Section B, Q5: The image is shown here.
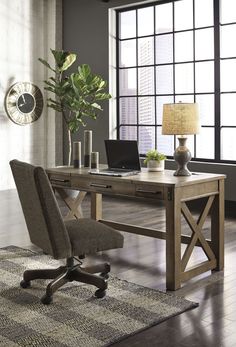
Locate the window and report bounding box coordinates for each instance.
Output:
[116,0,236,163]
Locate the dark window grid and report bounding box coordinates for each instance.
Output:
[118,25,214,42]
[118,92,215,98]
[119,124,215,128]
[117,0,177,13]
[220,56,236,60]
[153,3,158,149]
[214,0,221,162]
[220,21,236,27]
[116,9,121,139]
[172,0,177,150]
[192,0,197,157]
[117,0,236,164]
[135,8,139,143]
[119,124,160,127]
[118,125,216,159]
[118,59,215,69]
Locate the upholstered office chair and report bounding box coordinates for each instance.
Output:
[10,160,124,304]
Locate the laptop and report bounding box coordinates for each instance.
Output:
[89,140,141,177]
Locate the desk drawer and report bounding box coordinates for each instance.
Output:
[135,184,164,200]
[48,174,71,188]
[71,176,135,196]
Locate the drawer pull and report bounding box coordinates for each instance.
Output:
[90,183,112,189]
[51,178,70,183]
[136,189,162,195]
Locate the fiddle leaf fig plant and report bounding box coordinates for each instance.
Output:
[144,149,166,164]
[39,49,111,165]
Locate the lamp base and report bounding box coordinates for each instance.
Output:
[173,137,192,176]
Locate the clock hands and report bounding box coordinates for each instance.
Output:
[18,94,29,108]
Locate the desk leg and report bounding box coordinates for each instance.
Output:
[91,192,102,220]
[165,187,182,290]
[55,188,86,220]
[211,179,224,270]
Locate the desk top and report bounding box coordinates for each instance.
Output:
[47,165,226,188]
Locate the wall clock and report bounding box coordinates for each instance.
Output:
[4,82,44,125]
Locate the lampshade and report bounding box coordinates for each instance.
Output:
[162,102,200,135]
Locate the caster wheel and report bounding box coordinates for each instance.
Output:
[20,280,30,288]
[95,289,106,299]
[41,294,53,305]
[100,272,109,280]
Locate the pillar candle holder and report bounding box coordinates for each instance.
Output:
[91,151,99,169]
[73,141,81,168]
[84,130,92,167]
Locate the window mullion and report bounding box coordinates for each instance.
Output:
[214,0,221,161]
[136,9,139,143]
[116,11,120,139]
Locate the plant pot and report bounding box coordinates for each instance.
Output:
[147,160,165,172]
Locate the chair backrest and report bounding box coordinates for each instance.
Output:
[10,160,72,259]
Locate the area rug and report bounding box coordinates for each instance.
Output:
[0,246,198,347]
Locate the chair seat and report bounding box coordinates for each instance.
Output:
[65,218,124,256]
[10,160,124,304]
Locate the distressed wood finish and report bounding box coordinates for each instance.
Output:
[47,166,226,290]
[91,192,102,220]
[55,188,87,220]
[165,186,182,290]
[211,179,225,270]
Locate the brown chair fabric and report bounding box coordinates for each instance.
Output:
[65,219,124,256]
[10,160,124,260]
[10,160,56,256]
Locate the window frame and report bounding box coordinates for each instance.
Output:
[116,0,236,164]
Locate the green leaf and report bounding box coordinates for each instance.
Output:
[78,64,91,80]
[47,98,61,106]
[91,102,102,110]
[61,53,76,71]
[44,86,56,93]
[47,103,63,112]
[51,49,76,71]
[38,58,56,73]
[144,149,166,164]
[49,77,57,83]
[41,49,112,135]
[95,92,111,100]
[44,81,55,88]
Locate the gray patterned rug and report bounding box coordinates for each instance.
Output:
[0,246,198,347]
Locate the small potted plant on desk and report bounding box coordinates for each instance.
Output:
[144,149,166,172]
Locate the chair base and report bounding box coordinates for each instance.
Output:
[20,257,110,304]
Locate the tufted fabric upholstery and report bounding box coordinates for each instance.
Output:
[10,160,124,260]
[65,219,124,256]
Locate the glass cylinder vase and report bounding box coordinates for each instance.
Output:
[84,130,92,167]
[73,141,81,168]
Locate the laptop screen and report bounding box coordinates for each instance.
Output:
[105,140,141,171]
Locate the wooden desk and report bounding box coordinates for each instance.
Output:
[47,166,225,290]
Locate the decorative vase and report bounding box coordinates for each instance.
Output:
[84,130,92,167]
[147,160,165,172]
[91,151,99,169]
[73,141,81,168]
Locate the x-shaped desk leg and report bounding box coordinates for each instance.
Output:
[181,195,216,272]
[55,188,87,220]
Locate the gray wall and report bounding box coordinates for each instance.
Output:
[62,0,144,165]
[63,0,236,202]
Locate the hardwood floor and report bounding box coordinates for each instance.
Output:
[1,189,236,346]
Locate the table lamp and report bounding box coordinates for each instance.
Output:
[162,102,200,176]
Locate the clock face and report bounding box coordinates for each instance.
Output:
[4,82,43,125]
